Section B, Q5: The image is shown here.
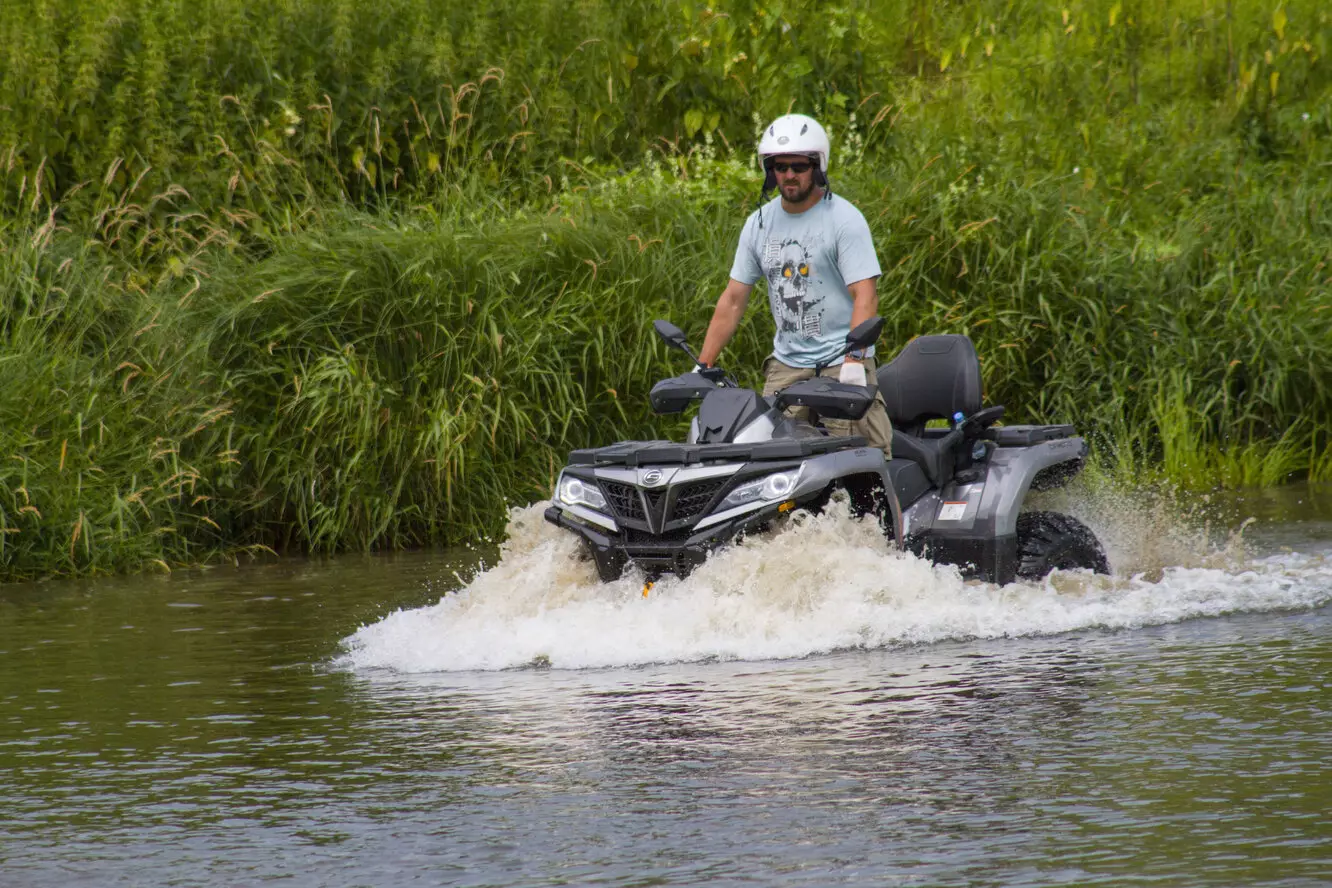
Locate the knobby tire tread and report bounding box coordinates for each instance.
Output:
[1016,511,1110,579]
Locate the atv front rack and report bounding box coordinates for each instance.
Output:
[569,435,868,467]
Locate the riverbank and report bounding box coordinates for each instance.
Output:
[1,1,1329,580]
[3,156,1329,581]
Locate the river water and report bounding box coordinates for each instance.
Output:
[2,484,1329,886]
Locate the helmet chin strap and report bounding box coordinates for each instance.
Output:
[817,168,832,201]
[757,158,776,228]
[757,156,828,227]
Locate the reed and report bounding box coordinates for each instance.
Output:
[1,0,1329,580]
[4,148,1329,580]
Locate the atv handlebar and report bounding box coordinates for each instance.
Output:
[694,365,730,385]
[649,316,883,417]
[649,370,737,414]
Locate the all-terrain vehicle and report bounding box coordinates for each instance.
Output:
[544,318,1109,585]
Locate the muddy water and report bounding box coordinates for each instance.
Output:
[2,484,1329,886]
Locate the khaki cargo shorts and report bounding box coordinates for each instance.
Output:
[761,355,894,455]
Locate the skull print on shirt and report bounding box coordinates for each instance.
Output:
[764,239,824,339]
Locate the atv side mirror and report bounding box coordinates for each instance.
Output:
[845,316,884,351]
[653,319,691,353]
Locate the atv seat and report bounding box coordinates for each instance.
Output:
[876,334,985,487]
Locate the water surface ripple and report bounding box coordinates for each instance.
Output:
[1,488,1329,886]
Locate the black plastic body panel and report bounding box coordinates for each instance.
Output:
[1031,453,1087,490]
[695,389,769,444]
[773,378,875,420]
[910,532,1017,585]
[889,432,955,488]
[649,373,719,414]
[886,459,931,510]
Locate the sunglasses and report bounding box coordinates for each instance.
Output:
[770,160,813,174]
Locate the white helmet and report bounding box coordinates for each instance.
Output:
[758,114,831,175]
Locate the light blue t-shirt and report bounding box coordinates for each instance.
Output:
[729,193,882,368]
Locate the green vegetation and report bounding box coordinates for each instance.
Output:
[1,0,1330,580]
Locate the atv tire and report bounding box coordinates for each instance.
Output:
[1015,511,1109,579]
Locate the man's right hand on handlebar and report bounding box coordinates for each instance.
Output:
[693,363,728,383]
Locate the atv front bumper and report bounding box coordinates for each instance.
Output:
[543,499,802,582]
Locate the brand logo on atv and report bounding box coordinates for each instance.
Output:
[641,469,664,487]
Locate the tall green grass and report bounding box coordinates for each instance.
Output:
[1,0,1330,579]
[3,151,1329,580]
[2,0,1328,220]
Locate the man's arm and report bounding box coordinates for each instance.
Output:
[844,276,880,363]
[697,278,754,367]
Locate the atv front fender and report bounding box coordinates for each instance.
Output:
[785,446,905,542]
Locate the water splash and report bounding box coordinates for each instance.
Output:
[1028,478,1253,580]
[342,492,1330,673]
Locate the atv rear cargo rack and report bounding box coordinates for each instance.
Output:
[914,423,1076,447]
[983,424,1077,446]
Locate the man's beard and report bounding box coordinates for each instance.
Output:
[780,179,816,204]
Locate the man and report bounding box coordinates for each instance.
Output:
[695,113,893,454]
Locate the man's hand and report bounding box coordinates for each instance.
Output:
[694,363,727,383]
[838,360,867,387]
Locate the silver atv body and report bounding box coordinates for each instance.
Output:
[544,322,1107,585]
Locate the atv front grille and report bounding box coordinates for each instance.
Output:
[644,488,668,518]
[598,476,730,528]
[671,478,728,523]
[599,480,645,522]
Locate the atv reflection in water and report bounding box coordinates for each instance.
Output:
[545,317,1108,585]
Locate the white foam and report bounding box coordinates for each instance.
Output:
[340,498,1332,673]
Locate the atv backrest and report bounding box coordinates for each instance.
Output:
[876,334,983,435]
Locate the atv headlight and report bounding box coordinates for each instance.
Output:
[716,467,802,512]
[556,474,608,511]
